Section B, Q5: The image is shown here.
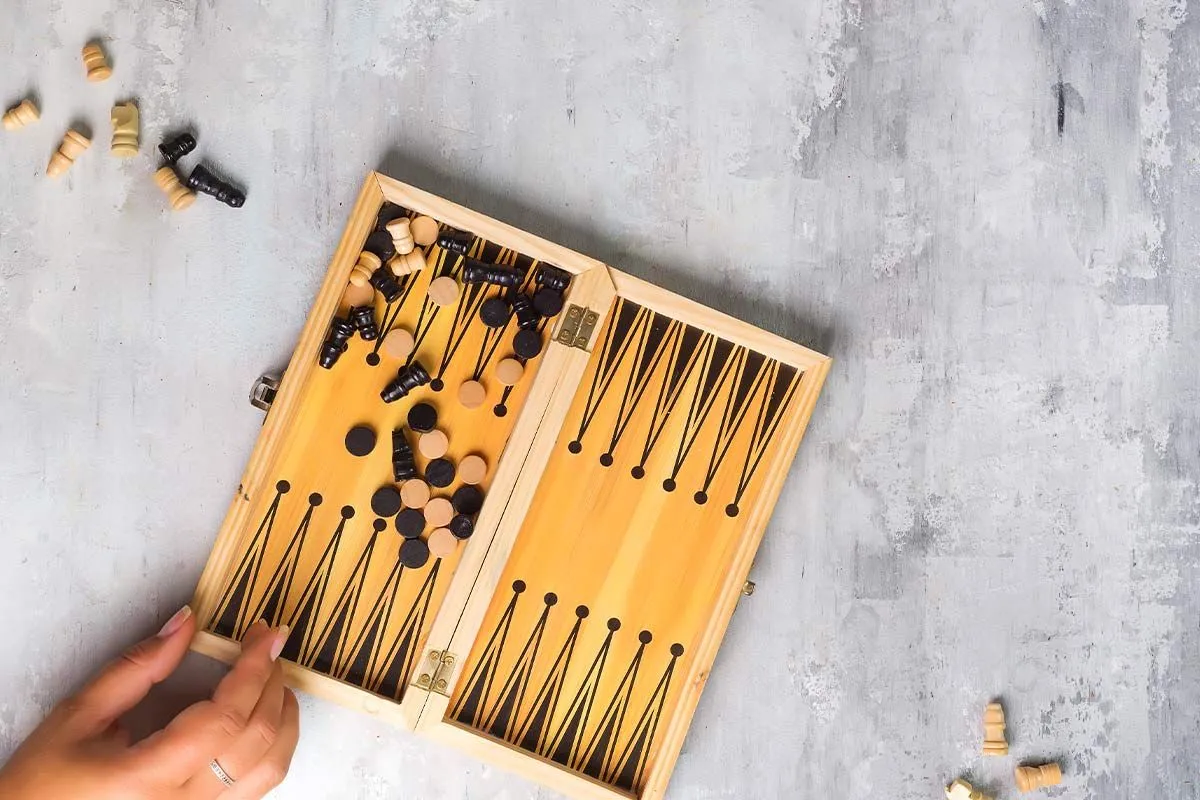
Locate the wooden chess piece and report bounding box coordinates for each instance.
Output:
[46,129,91,177]
[110,101,139,158]
[154,166,196,210]
[495,358,524,386]
[983,701,1008,756]
[945,778,992,800]
[2,99,39,130]
[81,42,112,81]
[1014,763,1062,793]
[388,249,425,276]
[427,276,459,307]
[387,217,415,255]
[410,215,439,246]
[458,454,488,485]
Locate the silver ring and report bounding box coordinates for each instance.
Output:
[209,758,236,787]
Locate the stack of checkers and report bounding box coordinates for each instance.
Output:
[351,401,491,569]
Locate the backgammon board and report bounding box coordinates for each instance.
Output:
[191,173,829,800]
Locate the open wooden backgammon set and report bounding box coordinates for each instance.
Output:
[190,173,830,799]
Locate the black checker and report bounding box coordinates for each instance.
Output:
[407,402,438,433]
[479,296,513,328]
[344,425,376,457]
[513,328,542,359]
[399,538,430,569]
[452,485,485,515]
[425,457,456,488]
[395,508,425,539]
[532,287,564,317]
[370,485,402,517]
[448,514,475,540]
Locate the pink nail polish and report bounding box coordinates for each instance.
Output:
[157,605,193,638]
[270,625,290,661]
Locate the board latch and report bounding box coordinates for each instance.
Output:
[415,649,458,696]
[249,372,282,412]
[555,304,600,350]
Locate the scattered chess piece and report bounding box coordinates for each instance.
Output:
[436,230,475,255]
[983,701,1008,756]
[187,163,245,208]
[364,229,395,262]
[387,217,415,255]
[153,166,196,210]
[318,317,355,369]
[369,265,404,302]
[2,98,39,130]
[349,304,379,340]
[110,101,139,158]
[1014,763,1061,793]
[462,259,523,288]
[81,42,112,82]
[158,132,197,163]
[945,778,992,800]
[381,361,431,403]
[388,249,425,277]
[392,429,418,482]
[342,281,375,308]
[46,129,91,177]
[410,215,439,246]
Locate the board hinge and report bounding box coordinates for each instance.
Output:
[554,304,600,350]
[415,649,458,696]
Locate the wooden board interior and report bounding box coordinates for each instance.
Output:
[446,295,822,795]
[196,196,570,707]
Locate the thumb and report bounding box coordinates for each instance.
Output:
[60,605,197,739]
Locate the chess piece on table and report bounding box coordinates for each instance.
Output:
[187,163,245,208]
[158,132,196,163]
[81,42,112,81]
[983,701,1008,756]
[154,166,196,210]
[110,101,139,158]
[3,99,39,130]
[945,779,992,800]
[47,129,91,177]
[1014,763,1061,793]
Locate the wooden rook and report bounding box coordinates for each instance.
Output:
[983,701,1008,756]
[382,361,431,403]
[2,99,39,130]
[410,215,439,246]
[153,166,196,210]
[81,42,112,81]
[1015,764,1062,793]
[188,163,245,208]
[946,778,992,800]
[46,129,91,178]
[159,132,197,163]
[110,101,139,158]
[318,317,355,369]
[387,217,415,255]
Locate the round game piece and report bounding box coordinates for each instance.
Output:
[424,497,454,528]
[344,425,376,457]
[513,328,543,359]
[399,537,430,569]
[479,296,512,328]
[382,328,415,360]
[400,479,430,509]
[427,276,460,307]
[452,485,485,516]
[427,527,458,558]
[343,281,375,307]
[448,514,475,539]
[365,229,396,262]
[410,215,440,246]
[370,486,402,517]
[533,287,565,317]
[407,402,438,433]
[495,358,524,386]
[395,508,425,539]
[425,457,456,488]
[458,380,486,409]
[419,429,449,459]
[349,265,373,287]
[458,454,487,485]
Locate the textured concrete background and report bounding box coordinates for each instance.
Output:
[2,0,1198,798]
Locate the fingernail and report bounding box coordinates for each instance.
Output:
[270,625,289,661]
[157,605,192,638]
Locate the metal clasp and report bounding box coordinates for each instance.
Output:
[249,373,282,412]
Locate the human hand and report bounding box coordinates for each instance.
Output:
[0,607,300,799]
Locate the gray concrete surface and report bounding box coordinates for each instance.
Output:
[2,0,1198,797]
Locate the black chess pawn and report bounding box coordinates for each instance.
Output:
[436,230,476,255]
[381,360,431,403]
[462,258,523,288]
[158,132,197,163]
[511,293,539,329]
[350,304,379,340]
[187,164,246,208]
[318,317,356,368]
[369,268,404,303]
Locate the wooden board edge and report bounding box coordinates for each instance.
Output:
[423,721,636,800]
[375,174,607,278]
[638,355,832,800]
[191,630,420,730]
[608,268,830,370]
[190,174,385,627]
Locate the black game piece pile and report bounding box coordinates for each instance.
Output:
[392,428,417,482]
[382,361,431,403]
[479,296,512,329]
[156,130,247,208]
[510,292,543,359]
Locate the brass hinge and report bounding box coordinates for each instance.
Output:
[555,304,600,350]
[415,649,458,696]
